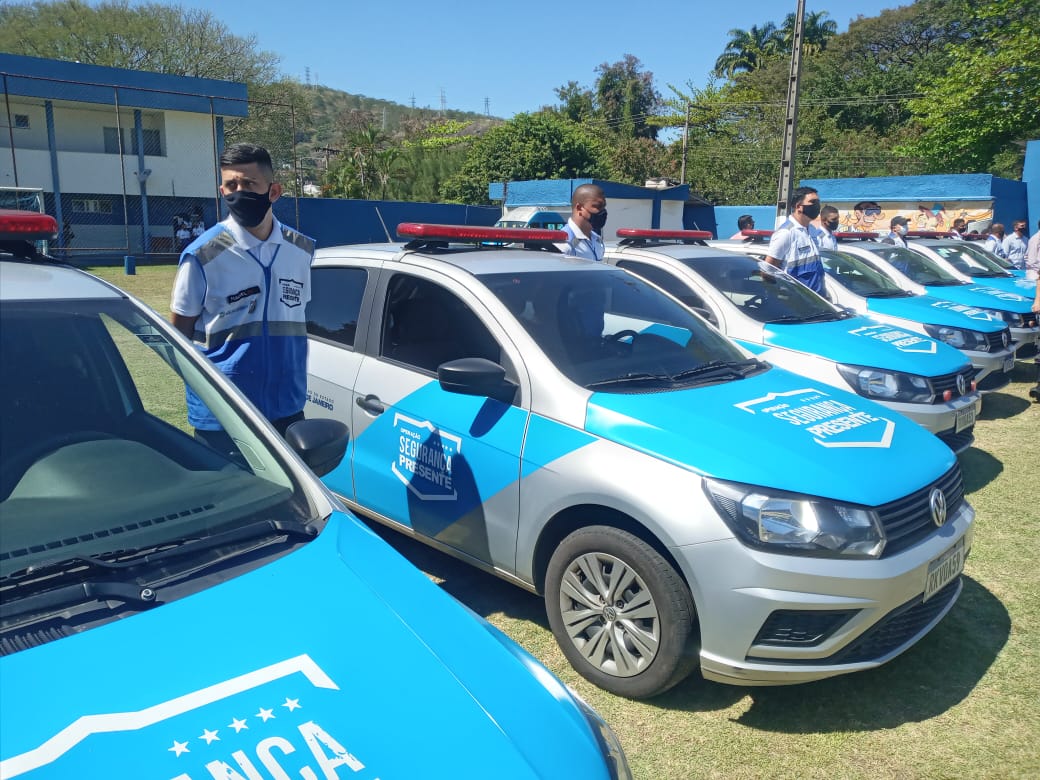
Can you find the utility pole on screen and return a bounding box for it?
[680,101,691,185]
[776,0,806,221]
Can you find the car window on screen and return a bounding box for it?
[0,298,311,580]
[869,246,962,285]
[820,250,907,296]
[616,259,719,324]
[678,255,832,323]
[479,267,754,389]
[306,266,369,347]
[931,244,1005,275]
[380,274,501,373]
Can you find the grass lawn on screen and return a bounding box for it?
[92,264,1040,779]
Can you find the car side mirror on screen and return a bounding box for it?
[284,418,350,477]
[438,357,517,403]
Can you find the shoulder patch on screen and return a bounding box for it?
[281,226,316,255]
[193,229,237,265]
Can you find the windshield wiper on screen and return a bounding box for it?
[2,518,317,584]
[765,311,842,323]
[670,358,765,382]
[585,372,676,389]
[865,290,912,298]
[0,580,160,621]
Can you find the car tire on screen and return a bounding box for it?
[545,525,697,699]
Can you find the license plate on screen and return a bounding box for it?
[1004,356,1015,373]
[924,539,964,602]
[955,404,975,433]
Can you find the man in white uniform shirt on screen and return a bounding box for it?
[556,184,607,261]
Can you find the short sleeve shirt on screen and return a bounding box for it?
[767,219,825,294]
[555,218,604,261]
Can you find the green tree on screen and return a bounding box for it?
[441,112,605,205]
[779,10,838,56]
[900,0,1040,176]
[594,55,661,140]
[713,24,782,78]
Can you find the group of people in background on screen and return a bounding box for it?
[174,212,206,252]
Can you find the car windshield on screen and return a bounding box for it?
[479,267,760,390]
[820,250,909,297]
[863,245,965,286]
[678,255,842,324]
[931,242,1012,276]
[0,297,314,581]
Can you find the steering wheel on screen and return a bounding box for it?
[604,329,640,343]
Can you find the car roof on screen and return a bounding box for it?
[314,241,617,276]
[611,241,760,263]
[0,259,124,302]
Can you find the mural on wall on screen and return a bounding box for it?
[833,202,994,234]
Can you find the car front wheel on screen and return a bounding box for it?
[545,525,697,699]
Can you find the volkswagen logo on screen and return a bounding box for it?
[929,488,948,527]
[1001,329,1011,348]
[956,373,967,396]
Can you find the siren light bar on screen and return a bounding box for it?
[615,228,714,240]
[906,231,952,238]
[396,223,567,243]
[0,210,58,240]
[833,232,881,240]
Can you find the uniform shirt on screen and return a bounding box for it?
[556,217,604,261]
[984,235,1007,258]
[882,230,908,247]
[171,215,315,430]
[767,218,825,294]
[809,224,837,251]
[948,229,964,240]
[1025,232,1040,279]
[1002,232,1028,268]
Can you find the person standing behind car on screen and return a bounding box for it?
[809,205,840,251]
[730,214,755,239]
[984,223,1008,258]
[1025,219,1040,280]
[882,215,910,248]
[763,186,826,295]
[170,142,315,449]
[556,184,607,261]
[949,217,968,240]
[1003,220,1028,269]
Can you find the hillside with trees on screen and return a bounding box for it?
[2,0,1036,205]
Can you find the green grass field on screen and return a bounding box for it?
[93,265,1040,779]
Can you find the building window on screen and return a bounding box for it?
[103,127,163,156]
[14,114,30,129]
[72,198,114,215]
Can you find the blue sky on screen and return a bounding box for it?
[151,1,904,117]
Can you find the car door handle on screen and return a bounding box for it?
[356,394,385,415]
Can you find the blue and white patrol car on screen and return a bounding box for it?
[305,223,975,698]
[0,212,631,779]
[726,234,1016,393]
[606,230,980,453]
[903,234,1037,298]
[825,239,1040,358]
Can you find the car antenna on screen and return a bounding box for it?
[374,206,393,243]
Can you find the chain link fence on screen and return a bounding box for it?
[1,70,302,264]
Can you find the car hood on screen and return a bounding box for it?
[963,275,1035,296]
[0,513,607,780]
[924,283,1033,313]
[864,294,1005,332]
[585,367,955,506]
[761,316,970,374]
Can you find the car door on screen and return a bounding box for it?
[349,268,528,569]
[305,263,377,502]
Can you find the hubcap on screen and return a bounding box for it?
[557,552,660,678]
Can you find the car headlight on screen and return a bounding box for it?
[568,686,634,780]
[705,478,886,558]
[836,364,934,403]
[923,324,988,351]
[985,309,1024,327]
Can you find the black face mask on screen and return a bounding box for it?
[825,220,839,232]
[224,186,272,228]
[588,209,608,232]
[801,202,821,220]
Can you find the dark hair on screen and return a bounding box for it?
[737,214,755,230]
[821,205,839,219]
[789,186,818,211]
[219,143,274,177]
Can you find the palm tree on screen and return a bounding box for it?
[713,23,782,78]
[779,11,838,57]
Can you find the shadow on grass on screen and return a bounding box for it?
[958,447,1004,494]
[978,391,1031,420]
[690,575,1010,733]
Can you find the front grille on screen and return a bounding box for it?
[877,465,965,557]
[929,368,974,402]
[984,329,1010,352]
[937,429,975,454]
[823,578,961,665]
[753,609,858,647]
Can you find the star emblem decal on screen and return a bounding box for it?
[168,740,190,757]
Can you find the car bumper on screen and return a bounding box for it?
[1010,325,1040,358]
[879,393,980,442]
[681,500,974,686]
[967,347,1016,392]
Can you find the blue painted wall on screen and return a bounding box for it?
[1021,139,1040,232]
